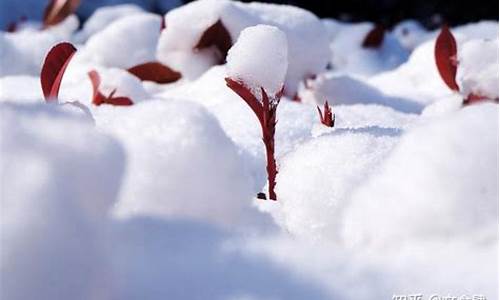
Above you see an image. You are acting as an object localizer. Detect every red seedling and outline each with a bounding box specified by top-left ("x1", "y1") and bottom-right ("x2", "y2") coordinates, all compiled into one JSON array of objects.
[
  {"x1": 194, "y1": 19, "x2": 232, "y2": 64},
  {"x1": 225, "y1": 78, "x2": 283, "y2": 201},
  {"x1": 40, "y1": 42, "x2": 77, "y2": 103},
  {"x1": 127, "y1": 62, "x2": 181, "y2": 84},
  {"x1": 435, "y1": 25, "x2": 459, "y2": 91},
  {"x1": 317, "y1": 101, "x2": 335, "y2": 127},
  {"x1": 362, "y1": 24, "x2": 385, "y2": 48},
  {"x1": 160, "y1": 17, "x2": 166, "y2": 32},
  {"x1": 43, "y1": 0, "x2": 80, "y2": 29},
  {"x1": 88, "y1": 70, "x2": 133, "y2": 106},
  {"x1": 6, "y1": 22, "x2": 17, "y2": 33},
  {"x1": 434, "y1": 26, "x2": 498, "y2": 105}
]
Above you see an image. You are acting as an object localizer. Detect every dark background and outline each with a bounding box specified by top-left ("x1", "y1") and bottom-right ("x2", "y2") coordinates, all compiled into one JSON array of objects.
[
  {"x1": 222, "y1": 0, "x2": 499, "y2": 28},
  {"x1": 1, "y1": 0, "x2": 499, "y2": 30}
]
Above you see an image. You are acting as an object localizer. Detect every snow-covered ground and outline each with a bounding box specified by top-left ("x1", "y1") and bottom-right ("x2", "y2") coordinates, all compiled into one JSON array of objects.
[{"x1": 0, "y1": 1, "x2": 498, "y2": 299}]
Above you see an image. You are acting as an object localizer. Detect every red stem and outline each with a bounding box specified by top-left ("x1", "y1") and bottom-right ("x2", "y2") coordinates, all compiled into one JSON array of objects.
[
  {"x1": 225, "y1": 78, "x2": 281, "y2": 200},
  {"x1": 261, "y1": 88, "x2": 278, "y2": 200}
]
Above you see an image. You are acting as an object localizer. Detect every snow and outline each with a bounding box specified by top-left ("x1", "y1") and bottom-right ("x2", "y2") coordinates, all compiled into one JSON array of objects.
[
  {"x1": 157, "y1": 0, "x2": 330, "y2": 94},
  {"x1": 81, "y1": 13, "x2": 162, "y2": 69},
  {"x1": 227, "y1": 25, "x2": 288, "y2": 97},
  {"x1": 300, "y1": 72, "x2": 423, "y2": 113},
  {"x1": 0, "y1": 75, "x2": 41, "y2": 103},
  {"x1": 457, "y1": 38, "x2": 499, "y2": 99},
  {"x1": 369, "y1": 22, "x2": 500, "y2": 104},
  {"x1": 0, "y1": 102, "x2": 124, "y2": 300},
  {"x1": 327, "y1": 22, "x2": 409, "y2": 76},
  {"x1": 0, "y1": 1, "x2": 498, "y2": 299},
  {"x1": 94, "y1": 99, "x2": 266, "y2": 228},
  {"x1": 74, "y1": 4, "x2": 146, "y2": 43},
  {"x1": 342, "y1": 103, "x2": 498, "y2": 247},
  {"x1": 0, "y1": 16, "x2": 79, "y2": 76},
  {"x1": 391, "y1": 20, "x2": 428, "y2": 51}
]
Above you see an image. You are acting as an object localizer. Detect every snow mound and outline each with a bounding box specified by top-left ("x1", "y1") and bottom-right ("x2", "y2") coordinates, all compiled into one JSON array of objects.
[
  {"x1": 328, "y1": 22, "x2": 409, "y2": 76},
  {"x1": 457, "y1": 38, "x2": 499, "y2": 99},
  {"x1": 75, "y1": 4, "x2": 146, "y2": 43},
  {"x1": 96, "y1": 99, "x2": 263, "y2": 228},
  {"x1": 267, "y1": 106, "x2": 407, "y2": 240},
  {"x1": 0, "y1": 75, "x2": 42, "y2": 103},
  {"x1": 343, "y1": 103, "x2": 499, "y2": 247},
  {"x1": 301, "y1": 72, "x2": 423, "y2": 113},
  {"x1": 369, "y1": 23, "x2": 500, "y2": 105},
  {"x1": 0, "y1": 16, "x2": 79, "y2": 76},
  {"x1": 82, "y1": 13, "x2": 162, "y2": 69},
  {"x1": 391, "y1": 20, "x2": 428, "y2": 51},
  {"x1": 227, "y1": 25, "x2": 288, "y2": 97},
  {"x1": 157, "y1": 0, "x2": 329, "y2": 94},
  {"x1": 0, "y1": 102, "x2": 124, "y2": 300}
]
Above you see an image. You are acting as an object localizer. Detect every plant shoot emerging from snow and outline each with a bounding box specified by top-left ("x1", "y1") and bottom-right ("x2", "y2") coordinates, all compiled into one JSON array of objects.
[
  {"x1": 434, "y1": 25, "x2": 499, "y2": 105},
  {"x1": 317, "y1": 101, "x2": 335, "y2": 127},
  {"x1": 225, "y1": 25, "x2": 288, "y2": 200}
]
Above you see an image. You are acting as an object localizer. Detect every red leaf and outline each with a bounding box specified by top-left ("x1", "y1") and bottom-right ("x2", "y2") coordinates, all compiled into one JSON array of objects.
[
  {"x1": 317, "y1": 101, "x2": 335, "y2": 127},
  {"x1": 225, "y1": 78, "x2": 262, "y2": 121},
  {"x1": 463, "y1": 93, "x2": 498, "y2": 105},
  {"x1": 127, "y1": 62, "x2": 181, "y2": 84},
  {"x1": 88, "y1": 70, "x2": 106, "y2": 105},
  {"x1": 292, "y1": 93, "x2": 302, "y2": 102},
  {"x1": 6, "y1": 21, "x2": 17, "y2": 32},
  {"x1": 43, "y1": 0, "x2": 80, "y2": 29},
  {"x1": 160, "y1": 17, "x2": 166, "y2": 32},
  {"x1": 40, "y1": 42, "x2": 77, "y2": 102},
  {"x1": 362, "y1": 24, "x2": 385, "y2": 48},
  {"x1": 194, "y1": 19, "x2": 232, "y2": 64},
  {"x1": 105, "y1": 96, "x2": 134, "y2": 106},
  {"x1": 435, "y1": 25, "x2": 460, "y2": 91},
  {"x1": 88, "y1": 70, "x2": 134, "y2": 106}
]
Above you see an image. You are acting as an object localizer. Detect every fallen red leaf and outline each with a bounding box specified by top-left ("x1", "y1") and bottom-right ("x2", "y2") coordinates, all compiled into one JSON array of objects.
[
  {"x1": 88, "y1": 70, "x2": 133, "y2": 106},
  {"x1": 435, "y1": 25, "x2": 460, "y2": 91},
  {"x1": 362, "y1": 24, "x2": 385, "y2": 48},
  {"x1": 43, "y1": 0, "x2": 80, "y2": 29},
  {"x1": 194, "y1": 19, "x2": 232, "y2": 63},
  {"x1": 40, "y1": 42, "x2": 77, "y2": 102},
  {"x1": 127, "y1": 62, "x2": 181, "y2": 84}
]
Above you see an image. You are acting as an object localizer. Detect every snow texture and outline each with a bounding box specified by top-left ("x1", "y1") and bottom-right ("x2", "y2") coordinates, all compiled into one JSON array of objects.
[
  {"x1": 0, "y1": 102, "x2": 124, "y2": 300},
  {"x1": 457, "y1": 38, "x2": 499, "y2": 99},
  {"x1": 82, "y1": 13, "x2": 162, "y2": 69},
  {"x1": 227, "y1": 25, "x2": 288, "y2": 97},
  {"x1": 0, "y1": 2, "x2": 498, "y2": 299}
]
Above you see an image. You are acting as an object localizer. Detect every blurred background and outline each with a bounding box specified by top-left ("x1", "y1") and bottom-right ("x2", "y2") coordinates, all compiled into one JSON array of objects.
[{"x1": 1, "y1": 0, "x2": 499, "y2": 29}]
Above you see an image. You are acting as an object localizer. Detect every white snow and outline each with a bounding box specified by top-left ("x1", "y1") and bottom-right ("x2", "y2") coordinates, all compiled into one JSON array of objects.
[
  {"x1": 94, "y1": 99, "x2": 266, "y2": 228},
  {"x1": 82, "y1": 13, "x2": 162, "y2": 69},
  {"x1": 327, "y1": 22, "x2": 409, "y2": 76},
  {"x1": 227, "y1": 25, "x2": 288, "y2": 97},
  {"x1": 457, "y1": 38, "x2": 499, "y2": 99},
  {"x1": 0, "y1": 16, "x2": 79, "y2": 76},
  {"x1": 0, "y1": 102, "x2": 124, "y2": 300},
  {"x1": 75, "y1": 4, "x2": 146, "y2": 43},
  {"x1": 342, "y1": 103, "x2": 498, "y2": 247},
  {"x1": 0, "y1": 2, "x2": 498, "y2": 299}
]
